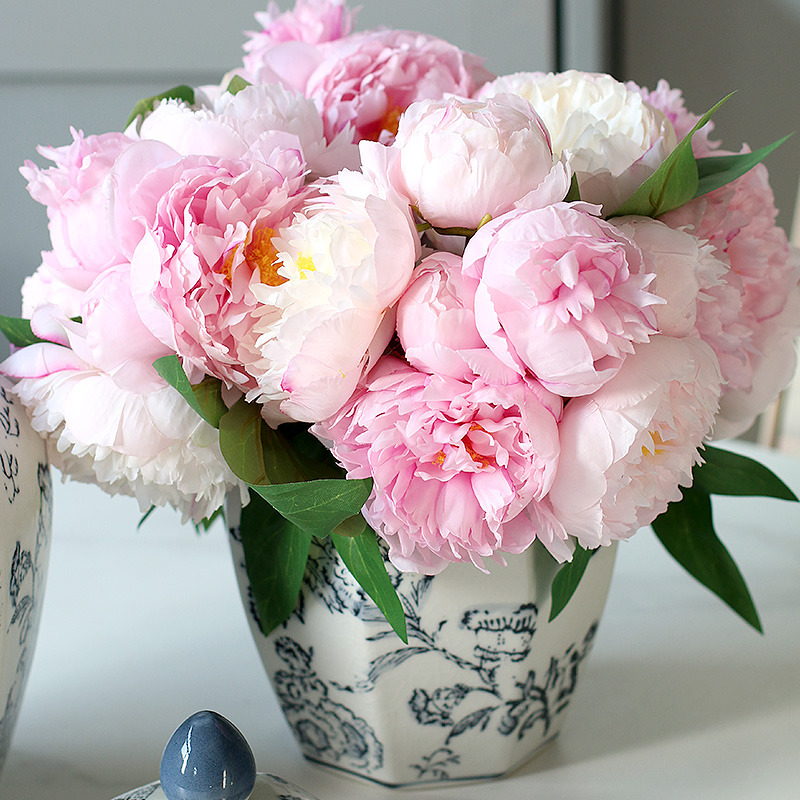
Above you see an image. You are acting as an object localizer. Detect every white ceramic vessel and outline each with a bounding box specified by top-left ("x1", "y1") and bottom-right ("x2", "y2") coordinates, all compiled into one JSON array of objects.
[
  {"x1": 0, "y1": 374, "x2": 52, "y2": 772},
  {"x1": 228, "y1": 499, "x2": 617, "y2": 789}
]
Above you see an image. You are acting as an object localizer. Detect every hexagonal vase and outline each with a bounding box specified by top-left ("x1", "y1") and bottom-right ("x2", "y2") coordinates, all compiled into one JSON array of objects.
[
  {"x1": 228, "y1": 504, "x2": 616, "y2": 789},
  {"x1": 0, "y1": 376, "x2": 52, "y2": 774}
]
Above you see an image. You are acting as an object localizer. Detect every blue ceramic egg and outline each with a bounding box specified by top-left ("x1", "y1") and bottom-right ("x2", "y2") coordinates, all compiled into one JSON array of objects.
[{"x1": 159, "y1": 711, "x2": 256, "y2": 800}]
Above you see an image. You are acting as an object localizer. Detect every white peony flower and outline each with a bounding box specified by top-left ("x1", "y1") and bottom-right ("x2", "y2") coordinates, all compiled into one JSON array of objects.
[
  {"x1": 10, "y1": 369, "x2": 245, "y2": 524},
  {"x1": 2, "y1": 297, "x2": 247, "y2": 524},
  {"x1": 247, "y1": 165, "x2": 419, "y2": 423},
  {"x1": 479, "y1": 70, "x2": 677, "y2": 211}
]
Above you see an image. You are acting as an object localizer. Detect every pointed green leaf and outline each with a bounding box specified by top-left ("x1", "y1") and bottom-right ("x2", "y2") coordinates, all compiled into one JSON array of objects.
[
  {"x1": 253, "y1": 478, "x2": 373, "y2": 537},
  {"x1": 332, "y1": 529, "x2": 408, "y2": 642},
  {"x1": 0, "y1": 315, "x2": 48, "y2": 347},
  {"x1": 195, "y1": 505, "x2": 224, "y2": 533},
  {"x1": 191, "y1": 377, "x2": 227, "y2": 429},
  {"x1": 153, "y1": 355, "x2": 205, "y2": 420},
  {"x1": 564, "y1": 172, "x2": 582, "y2": 203},
  {"x1": 549, "y1": 544, "x2": 593, "y2": 621},
  {"x1": 610, "y1": 93, "x2": 735, "y2": 219},
  {"x1": 218, "y1": 397, "x2": 268, "y2": 485},
  {"x1": 651, "y1": 485, "x2": 762, "y2": 631},
  {"x1": 239, "y1": 489, "x2": 312, "y2": 637},
  {"x1": 137, "y1": 506, "x2": 156, "y2": 530},
  {"x1": 331, "y1": 513, "x2": 368, "y2": 538},
  {"x1": 695, "y1": 134, "x2": 793, "y2": 198},
  {"x1": 125, "y1": 85, "x2": 195, "y2": 129},
  {"x1": 153, "y1": 356, "x2": 228, "y2": 429},
  {"x1": 226, "y1": 75, "x2": 252, "y2": 95},
  {"x1": 694, "y1": 445, "x2": 798, "y2": 501}
]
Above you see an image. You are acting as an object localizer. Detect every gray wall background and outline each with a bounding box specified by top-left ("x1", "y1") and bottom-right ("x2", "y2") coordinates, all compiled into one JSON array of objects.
[
  {"x1": 621, "y1": 0, "x2": 800, "y2": 235},
  {"x1": 1, "y1": 0, "x2": 798, "y2": 330}
]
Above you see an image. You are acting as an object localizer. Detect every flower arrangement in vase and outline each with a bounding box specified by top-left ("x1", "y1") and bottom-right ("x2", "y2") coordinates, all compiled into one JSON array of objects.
[{"x1": 1, "y1": 0, "x2": 799, "y2": 786}]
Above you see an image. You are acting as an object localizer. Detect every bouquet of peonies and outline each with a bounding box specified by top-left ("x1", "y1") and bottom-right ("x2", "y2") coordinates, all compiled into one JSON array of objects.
[{"x1": 2, "y1": 0, "x2": 798, "y2": 640}]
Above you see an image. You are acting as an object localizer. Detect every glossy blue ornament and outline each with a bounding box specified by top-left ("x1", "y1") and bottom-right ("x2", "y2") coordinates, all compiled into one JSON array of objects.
[{"x1": 159, "y1": 710, "x2": 256, "y2": 800}]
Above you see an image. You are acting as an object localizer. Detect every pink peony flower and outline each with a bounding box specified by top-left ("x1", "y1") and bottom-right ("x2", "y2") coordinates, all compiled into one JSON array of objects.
[
  {"x1": 313, "y1": 357, "x2": 564, "y2": 573},
  {"x1": 628, "y1": 78, "x2": 719, "y2": 157},
  {"x1": 478, "y1": 71, "x2": 677, "y2": 211},
  {"x1": 305, "y1": 29, "x2": 493, "y2": 143},
  {"x1": 548, "y1": 335, "x2": 722, "y2": 548},
  {"x1": 19, "y1": 133, "x2": 184, "y2": 319},
  {"x1": 19, "y1": 130, "x2": 135, "y2": 316},
  {"x1": 662, "y1": 163, "x2": 800, "y2": 436},
  {"x1": 462, "y1": 202, "x2": 660, "y2": 396},
  {"x1": 613, "y1": 216, "x2": 741, "y2": 346},
  {"x1": 1, "y1": 295, "x2": 246, "y2": 523},
  {"x1": 243, "y1": 0, "x2": 356, "y2": 76},
  {"x1": 134, "y1": 84, "x2": 358, "y2": 178},
  {"x1": 396, "y1": 250, "x2": 520, "y2": 385},
  {"x1": 387, "y1": 94, "x2": 567, "y2": 229},
  {"x1": 714, "y1": 289, "x2": 800, "y2": 440},
  {"x1": 127, "y1": 148, "x2": 311, "y2": 399}
]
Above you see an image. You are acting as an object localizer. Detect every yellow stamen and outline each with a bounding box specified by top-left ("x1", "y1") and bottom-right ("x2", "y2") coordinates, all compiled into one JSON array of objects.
[
  {"x1": 642, "y1": 430, "x2": 667, "y2": 457},
  {"x1": 465, "y1": 423, "x2": 495, "y2": 469},
  {"x1": 365, "y1": 106, "x2": 405, "y2": 141},
  {"x1": 434, "y1": 451, "x2": 446, "y2": 467},
  {"x1": 295, "y1": 252, "x2": 317, "y2": 280},
  {"x1": 381, "y1": 106, "x2": 403, "y2": 138},
  {"x1": 220, "y1": 246, "x2": 240, "y2": 281},
  {"x1": 245, "y1": 226, "x2": 286, "y2": 286}
]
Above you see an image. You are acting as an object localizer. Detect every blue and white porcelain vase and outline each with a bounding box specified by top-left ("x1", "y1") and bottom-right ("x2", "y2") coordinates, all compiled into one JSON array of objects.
[
  {"x1": 0, "y1": 375, "x2": 52, "y2": 773},
  {"x1": 227, "y1": 500, "x2": 616, "y2": 789}
]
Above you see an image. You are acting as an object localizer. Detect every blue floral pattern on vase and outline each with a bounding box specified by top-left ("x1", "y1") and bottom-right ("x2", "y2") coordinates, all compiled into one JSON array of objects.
[
  {"x1": 229, "y1": 523, "x2": 617, "y2": 787},
  {"x1": 0, "y1": 381, "x2": 52, "y2": 772}
]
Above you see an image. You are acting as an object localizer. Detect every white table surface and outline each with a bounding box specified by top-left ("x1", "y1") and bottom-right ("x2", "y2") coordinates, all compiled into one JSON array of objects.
[{"x1": 1, "y1": 440, "x2": 799, "y2": 800}]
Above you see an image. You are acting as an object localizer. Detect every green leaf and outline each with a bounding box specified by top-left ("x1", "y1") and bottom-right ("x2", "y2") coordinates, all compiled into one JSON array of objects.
[
  {"x1": 239, "y1": 489, "x2": 312, "y2": 637},
  {"x1": 137, "y1": 506, "x2": 156, "y2": 530},
  {"x1": 651, "y1": 484, "x2": 762, "y2": 632},
  {"x1": 195, "y1": 505, "x2": 224, "y2": 533},
  {"x1": 549, "y1": 544, "x2": 593, "y2": 621},
  {"x1": 260, "y1": 424, "x2": 308, "y2": 485},
  {"x1": 0, "y1": 315, "x2": 47, "y2": 347},
  {"x1": 564, "y1": 172, "x2": 581, "y2": 203},
  {"x1": 125, "y1": 85, "x2": 195, "y2": 129},
  {"x1": 610, "y1": 93, "x2": 735, "y2": 219},
  {"x1": 331, "y1": 513, "x2": 368, "y2": 538},
  {"x1": 332, "y1": 529, "x2": 408, "y2": 642},
  {"x1": 152, "y1": 355, "x2": 206, "y2": 420},
  {"x1": 226, "y1": 75, "x2": 252, "y2": 95},
  {"x1": 191, "y1": 377, "x2": 227, "y2": 429},
  {"x1": 253, "y1": 478, "x2": 373, "y2": 537},
  {"x1": 218, "y1": 397, "x2": 268, "y2": 485},
  {"x1": 694, "y1": 445, "x2": 798, "y2": 501},
  {"x1": 153, "y1": 356, "x2": 228, "y2": 429},
  {"x1": 695, "y1": 134, "x2": 793, "y2": 198},
  {"x1": 280, "y1": 423, "x2": 345, "y2": 475}
]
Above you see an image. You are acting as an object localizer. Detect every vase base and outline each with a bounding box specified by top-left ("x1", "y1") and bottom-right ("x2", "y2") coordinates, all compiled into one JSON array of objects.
[{"x1": 302, "y1": 732, "x2": 560, "y2": 790}]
